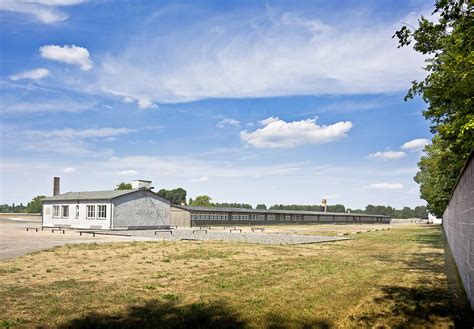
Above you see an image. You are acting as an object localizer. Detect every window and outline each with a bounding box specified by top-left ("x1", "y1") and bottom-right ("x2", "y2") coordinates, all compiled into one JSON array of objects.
[
  {"x1": 97, "y1": 205, "x2": 107, "y2": 219},
  {"x1": 53, "y1": 205, "x2": 60, "y2": 218},
  {"x1": 87, "y1": 205, "x2": 95, "y2": 219},
  {"x1": 75, "y1": 205, "x2": 80, "y2": 219},
  {"x1": 61, "y1": 205, "x2": 69, "y2": 218}
]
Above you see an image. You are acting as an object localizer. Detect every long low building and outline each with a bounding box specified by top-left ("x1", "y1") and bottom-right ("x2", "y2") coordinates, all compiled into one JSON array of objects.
[
  {"x1": 171, "y1": 205, "x2": 391, "y2": 227},
  {"x1": 42, "y1": 180, "x2": 170, "y2": 230}
]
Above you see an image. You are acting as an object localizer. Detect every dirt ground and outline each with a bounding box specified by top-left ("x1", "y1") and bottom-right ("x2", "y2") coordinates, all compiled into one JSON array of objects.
[{"x1": 0, "y1": 220, "x2": 151, "y2": 261}]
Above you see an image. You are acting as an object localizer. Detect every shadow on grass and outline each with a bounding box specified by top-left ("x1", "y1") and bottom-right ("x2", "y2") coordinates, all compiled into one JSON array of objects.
[
  {"x1": 351, "y1": 285, "x2": 453, "y2": 328},
  {"x1": 406, "y1": 225, "x2": 445, "y2": 249},
  {"x1": 58, "y1": 298, "x2": 334, "y2": 329},
  {"x1": 59, "y1": 299, "x2": 245, "y2": 329},
  {"x1": 365, "y1": 226, "x2": 474, "y2": 327}
]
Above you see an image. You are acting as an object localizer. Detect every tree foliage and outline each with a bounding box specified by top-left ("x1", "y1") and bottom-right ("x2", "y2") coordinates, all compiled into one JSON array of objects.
[
  {"x1": 213, "y1": 202, "x2": 253, "y2": 209},
  {"x1": 256, "y1": 204, "x2": 267, "y2": 209},
  {"x1": 394, "y1": 0, "x2": 473, "y2": 217},
  {"x1": 157, "y1": 188, "x2": 187, "y2": 205},
  {"x1": 115, "y1": 182, "x2": 133, "y2": 190},
  {"x1": 26, "y1": 195, "x2": 46, "y2": 213},
  {"x1": 190, "y1": 195, "x2": 212, "y2": 207},
  {"x1": 0, "y1": 203, "x2": 26, "y2": 213}
]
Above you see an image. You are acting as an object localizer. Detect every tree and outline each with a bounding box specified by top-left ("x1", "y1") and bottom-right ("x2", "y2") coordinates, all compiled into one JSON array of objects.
[
  {"x1": 116, "y1": 182, "x2": 133, "y2": 190},
  {"x1": 394, "y1": 0, "x2": 473, "y2": 217},
  {"x1": 414, "y1": 205, "x2": 429, "y2": 219},
  {"x1": 326, "y1": 204, "x2": 346, "y2": 213},
  {"x1": 256, "y1": 204, "x2": 267, "y2": 209},
  {"x1": 157, "y1": 188, "x2": 187, "y2": 205},
  {"x1": 26, "y1": 195, "x2": 46, "y2": 213},
  {"x1": 192, "y1": 195, "x2": 212, "y2": 207}
]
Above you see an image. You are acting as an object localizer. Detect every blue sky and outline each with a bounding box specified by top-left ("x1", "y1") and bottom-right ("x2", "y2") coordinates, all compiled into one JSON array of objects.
[{"x1": 0, "y1": 0, "x2": 435, "y2": 208}]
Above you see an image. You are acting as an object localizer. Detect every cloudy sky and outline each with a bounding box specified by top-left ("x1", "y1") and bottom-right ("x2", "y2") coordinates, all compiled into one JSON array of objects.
[{"x1": 0, "y1": 0, "x2": 434, "y2": 208}]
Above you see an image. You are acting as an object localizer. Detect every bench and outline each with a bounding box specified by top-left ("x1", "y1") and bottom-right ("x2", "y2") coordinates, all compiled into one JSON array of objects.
[
  {"x1": 26, "y1": 227, "x2": 39, "y2": 232},
  {"x1": 230, "y1": 228, "x2": 242, "y2": 233},
  {"x1": 223, "y1": 226, "x2": 236, "y2": 230},
  {"x1": 193, "y1": 229, "x2": 207, "y2": 234},
  {"x1": 155, "y1": 230, "x2": 173, "y2": 235},
  {"x1": 51, "y1": 228, "x2": 65, "y2": 234},
  {"x1": 79, "y1": 231, "x2": 96, "y2": 237},
  {"x1": 251, "y1": 227, "x2": 265, "y2": 232}
]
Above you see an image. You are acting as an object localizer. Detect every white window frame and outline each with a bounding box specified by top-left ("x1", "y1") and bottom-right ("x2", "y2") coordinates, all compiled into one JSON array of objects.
[
  {"x1": 75, "y1": 205, "x2": 80, "y2": 219},
  {"x1": 61, "y1": 205, "x2": 69, "y2": 218},
  {"x1": 86, "y1": 205, "x2": 96, "y2": 219},
  {"x1": 97, "y1": 205, "x2": 107, "y2": 219},
  {"x1": 53, "y1": 205, "x2": 60, "y2": 218}
]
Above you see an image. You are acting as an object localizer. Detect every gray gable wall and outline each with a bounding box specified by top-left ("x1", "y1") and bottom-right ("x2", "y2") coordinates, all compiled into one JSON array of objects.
[{"x1": 112, "y1": 189, "x2": 170, "y2": 229}]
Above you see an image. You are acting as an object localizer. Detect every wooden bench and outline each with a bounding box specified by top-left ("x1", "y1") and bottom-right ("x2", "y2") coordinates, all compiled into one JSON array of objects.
[
  {"x1": 26, "y1": 227, "x2": 39, "y2": 232},
  {"x1": 223, "y1": 226, "x2": 236, "y2": 230},
  {"x1": 51, "y1": 228, "x2": 66, "y2": 234},
  {"x1": 155, "y1": 230, "x2": 173, "y2": 235},
  {"x1": 230, "y1": 228, "x2": 242, "y2": 233},
  {"x1": 193, "y1": 229, "x2": 207, "y2": 234},
  {"x1": 251, "y1": 227, "x2": 265, "y2": 232},
  {"x1": 79, "y1": 231, "x2": 96, "y2": 237}
]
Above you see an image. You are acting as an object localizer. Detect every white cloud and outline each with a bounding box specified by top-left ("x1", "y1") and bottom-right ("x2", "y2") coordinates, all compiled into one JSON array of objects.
[
  {"x1": 368, "y1": 151, "x2": 406, "y2": 160},
  {"x1": 91, "y1": 9, "x2": 426, "y2": 103},
  {"x1": 40, "y1": 45, "x2": 93, "y2": 71},
  {"x1": 118, "y1": 170, "x2": 138, "y2": 176},
  {"x1": 401, "y1": 138, "x2": 430, "y2": 151},
  {"x1": 366, "y1": 183, "x2": 404, "y2": 190},
  {"x1": 1, "y1": 98, "x2": 97, "y2": 114},
  {"x1": 63, "y1": 167, "x2": 77, "y2": 173},
  {"x1": 10, "y1": 68, "x2": 50, "y2": 81},
  {"x1": 240, "y1": 117, "x2": 352, "y2": 148},
  {"x1": 259, "y1": 117, "x2": 280, "y2": 125},
  {"x1": 216, "y1": 118, "x2": 240, "y2": 128},
  {"x1": 123, "y1": 96, "x2": 134, "y2": 103},
  {"x1": 191, "y1": 176, "x2": 209, "y2": 182},
  {"x1": 24, "y1": 127, "x2": 136, "y2": 139},
  {"x1": 0, "y1": 0, "x2": 84, "y2": 24},
  {"x1": 137, "y1": 98, "x2": 157, "y2": 109}
]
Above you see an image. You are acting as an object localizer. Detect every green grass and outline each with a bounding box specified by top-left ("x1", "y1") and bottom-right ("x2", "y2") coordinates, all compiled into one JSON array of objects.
[{"x1": 0, "y1": 225, "x2": 472, "y2": 328}]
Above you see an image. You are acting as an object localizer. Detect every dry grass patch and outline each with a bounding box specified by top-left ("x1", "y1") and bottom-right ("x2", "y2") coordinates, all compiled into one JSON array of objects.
[{"x1": 0, "y1": 226, "x2": 472, "y2": 328}]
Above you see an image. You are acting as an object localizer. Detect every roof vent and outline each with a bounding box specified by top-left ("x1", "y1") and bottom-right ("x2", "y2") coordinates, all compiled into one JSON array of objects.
[{"x1": 132, "y1": 180, "x2": 152, "y2": 189}]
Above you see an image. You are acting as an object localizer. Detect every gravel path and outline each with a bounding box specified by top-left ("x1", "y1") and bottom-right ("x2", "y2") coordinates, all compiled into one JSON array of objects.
[
  {"x1": 109, "y1": 228, "x2": 349, "y2": 245},
  {"x1": 1, "y1": 221, "x2": 349, "y2": 261}
]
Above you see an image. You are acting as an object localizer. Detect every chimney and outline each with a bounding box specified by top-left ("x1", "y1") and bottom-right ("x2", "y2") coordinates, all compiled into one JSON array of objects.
[
  {"x1": 131, "y1": 179, "x2": 152, "y2": 189},
  {"x1": 53, "y1": 177, "x2": 60, "y2": 196}
]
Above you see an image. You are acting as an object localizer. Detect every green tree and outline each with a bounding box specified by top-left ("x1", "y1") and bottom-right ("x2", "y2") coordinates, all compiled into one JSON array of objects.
[
  {"x1": 26, "y1": 195, "x2": 46, "y2": 213},
  {"x1": 116, "y1": 182, "x2": 133, "y2": 190},
  {"x1": 192, "y1": 195, "x2": 212, "y2": 207},
  {"x1": 394, "y1": 0, "x2": 473, "y2": 217},
  {"x1": 414, "y1": 205, "x2": 429, "y2": 219},
  {"x1": 256, "y1": 204, "x2": 267, "y2": 209},
  {"x1": 157, "y1": 188, "x2": 187, "y2": 205}
]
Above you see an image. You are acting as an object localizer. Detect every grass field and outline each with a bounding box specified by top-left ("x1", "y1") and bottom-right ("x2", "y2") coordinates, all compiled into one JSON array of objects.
[{"x1": 0, "y1": 225, "x2": 472, "y2": 328}]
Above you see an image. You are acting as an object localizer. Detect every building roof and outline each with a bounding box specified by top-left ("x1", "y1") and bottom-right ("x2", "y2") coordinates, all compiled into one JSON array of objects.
[
  {"x1": 42, "y1": 189, "x2": 141, "y2": 202},
  {"x1": 172, "y1": 205, "x2": 390, "y2": 218}
]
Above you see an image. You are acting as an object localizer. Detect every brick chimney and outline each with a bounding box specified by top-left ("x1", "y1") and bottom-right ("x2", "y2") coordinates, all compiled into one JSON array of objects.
[{"x1": 53, "y1": 177, "x2": 60, "y2": 196}]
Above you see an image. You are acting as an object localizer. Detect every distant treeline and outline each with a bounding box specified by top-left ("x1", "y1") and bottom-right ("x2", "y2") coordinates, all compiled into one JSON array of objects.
[
  {"x1": 0, "y1": 203, "x2": 27, "y2": 213},
  {"x1": 0, "y1": 196, "x2": 45, "y2": 214},
  {"x1": 268, "y1": 204, "x2": 428, "y2": 219}
]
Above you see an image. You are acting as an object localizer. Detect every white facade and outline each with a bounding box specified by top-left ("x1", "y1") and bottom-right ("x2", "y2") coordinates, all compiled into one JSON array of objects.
[
  {"x1": 42, "y1": 189, "x2": 171, "y2": 230},
  {"x1": 43, "y1": 200, "x2": 113, "y2": 229}
]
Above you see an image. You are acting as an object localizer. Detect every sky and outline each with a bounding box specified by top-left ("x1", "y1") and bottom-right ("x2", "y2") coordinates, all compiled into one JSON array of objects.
[{"x1": 0, "y1": 0, "x2": 436, "y2": 209}]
